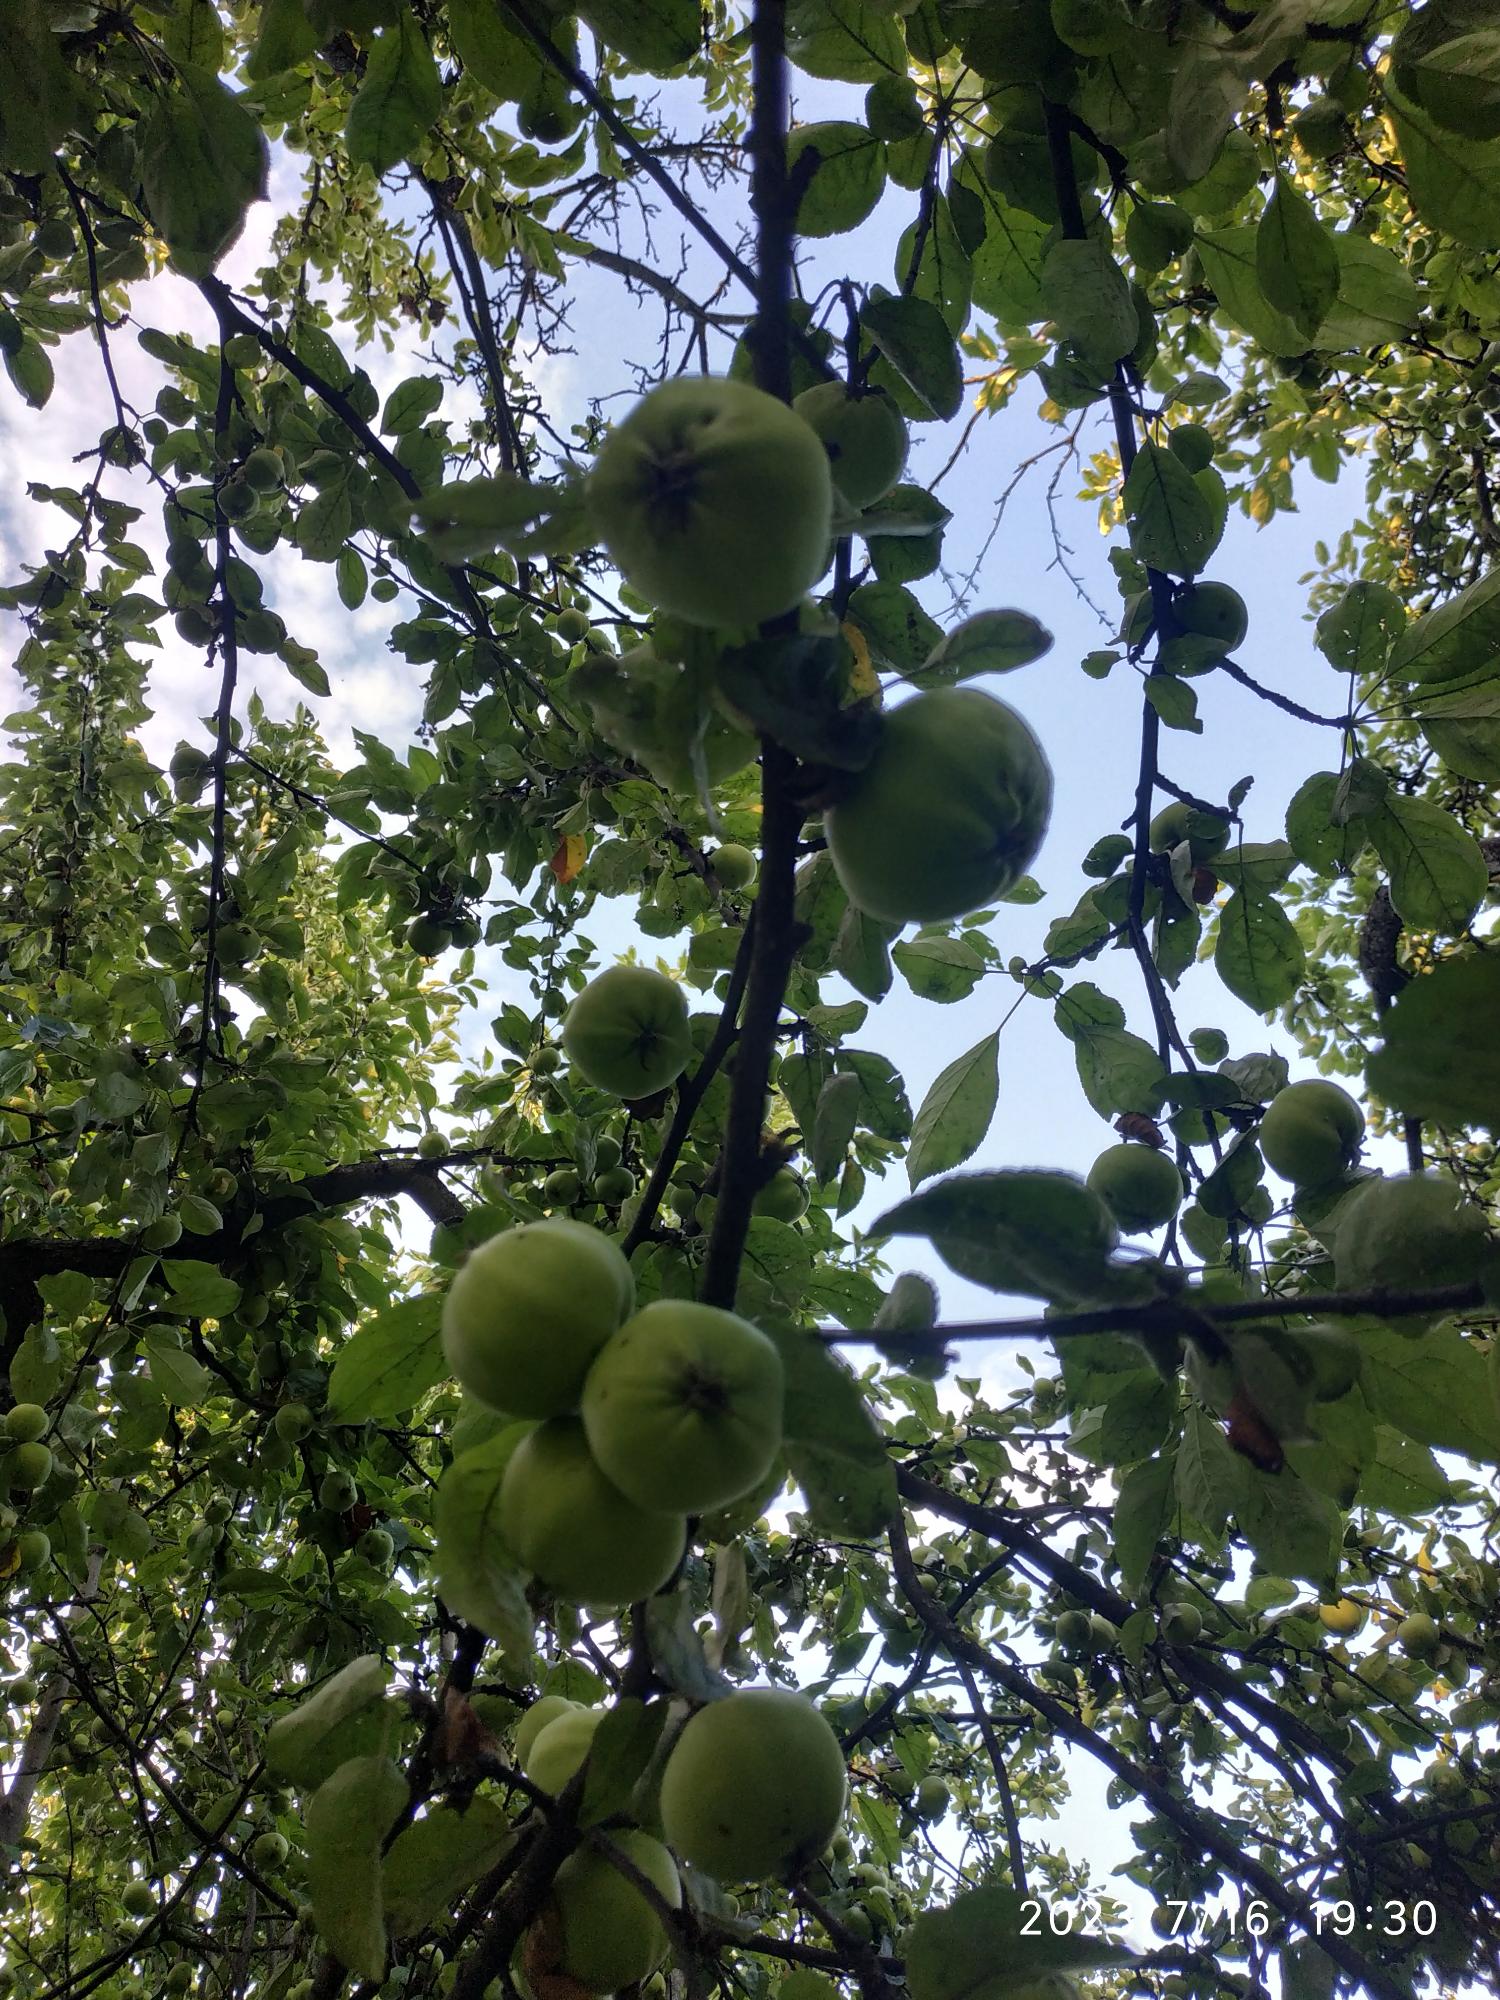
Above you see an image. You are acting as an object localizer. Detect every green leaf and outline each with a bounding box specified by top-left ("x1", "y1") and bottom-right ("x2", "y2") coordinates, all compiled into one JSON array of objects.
[
  {"x1": 1070, "y1": 1025, "x2": 1169, "y2": 1119},
  {"x1": 1143, "y1": 673, "x2": 1201, "y2": 733},
  {"x1": 410, "y1": 475, "x2": 559, "y2": 559},
  {"x1": 1408, "y1": 680, "x2": 1500, "y2": 780},
  {"x1": 866, "y1": 483, "x2": 950, "y2": 584},
  {"x1": 1256, "y1": 173, "x2": 1340, "y2": 337},
  {"x1": 786, "y1": 0, "x2": 907, "y2": 82},
  {"x1": 1361, "y1": 794, "x2": 1487, "y2": 933},
  {"x1": 1239, "y1": 1469, "x2": 1341, "y2": 1587},
  {"x1": 381, "y1": 375, "x2": 444, "y2": 434},
  {"x1": 337, "y1": 548, "x2": 369, "y2": 610},
  {"x1": 0, "y1": 0, "x2": 85, "y2": 174},
  {"x1": 328, "y1": 1293, "x2": 445, "y2": 1422},
  {"x1": 580, "y1": 1698, "x2": 668, "y2": 1825},
  {"x1": 874, "y1": 1169, "x2": 1120, "y2": 1303},
  {"x1": 1285, "y1": 771, "x2": 1367, "y2": 875},
  {"x1": 1121, "y1": 442, "x2": 1220, "y2": 577},
  {"x1": 382, "y1": 1799, "x2": 512, "y2": 1937},
  {"x1": 265, "y1": 1656, "x2": 392, "y2": 1789},
  {"x1": 1367, "y1": 954, "x2": 1500, "y2": 1133},
  {"x1": 1195, "y1": 226, "x2": 1307, "y2": 358},
  {"x1": 446, "y1": 0, "x2": 540, "y2": 102},
  {"x1": 346, "y1": 11, "x2": 443, "y2": 176},
  {"x1": 833, "y1": 905, "x2": 895, "y2": 1002},
  {"x1": 846, "y1": 581, "x2": 945, "y2": 673},
  {"x1": 1113, "y1": 1453, "x2": 1176, "y2": 1597},
  {"x1": 906, "y1": 1882, "x2": 1135, "y2": 2000},
  {"x1": 1315, "y1": 580, "x2": 1404, "y2": 675},
  {"x1": 161, "y1": 1260, "x2": 242, "y2": 1319},
  {"x1": 1388, "y1": 565, "x2": 1500, "y2": 690},
  {"x1": 1040, "y1": 236, "x2": 1138, "y2": 366},
  {"x1": 916, "y1": 609, "x2": 1052, "y2": 687},
  {"x1": 1359, "y1": 1324, "x2": 1500, "y2": 1465},
  {"x1": 892, "y1": 934, "x2": 986, "y2": 1004},
  {"x1": 1313, "y1": 234, "x2": 1422, "y2": 352},
  {"x1": 907, "y1": 1033, "x2": 999, "y2": 1188},
  {"x1": 138, "y1": 66, "x2": 269, "y2": 272},
  {"x1": 1176, "y1": 1403, "x2": 1246, "y2": 1537},
  {"x1": 4, "y1": 339, "x2": 53, "y2": 411},
  {"x1": 142, "y1": 1332, "x2": 214, "y2": 1408},
  {"x1": 306, "y1": 1754, "x2": 407, "y2": 1981},
  {"x1": 895, "y1": 191, "x2": 972, "y2": 335},
  {"x1": 788, "y1": 122, "x2": 887, "y2": 237},
  {"x1": 1214, "y1": 890, "x2": 1306, "y2": 1012},
  {"x1": 860, "y1": 295, "x2": 963, "y2": 422},
  {"x1": 575, "y1": 0, "x2": 700, "y2": 71},
  {"x1": 434, "y1": 1431, "x2": 535, "y2": 1661},
  {"x1": 766, "y1": 1322, "x2": 897, "y2": 1537},
  {"x1": 1387, "y1": 78, "x2": 1500, "y2": 250},
  {"x1": 247, "y1": 0, "x2": 320, "y2": 80},
  {"x1": 811, "y1": 1069, "x2": 862, "y2": 1186}
]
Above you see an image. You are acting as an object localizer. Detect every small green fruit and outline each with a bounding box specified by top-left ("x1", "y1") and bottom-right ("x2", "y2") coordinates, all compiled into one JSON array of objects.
[
  {"x1": 406, "y1": 916, "x2": 449, "y2": 957},
  {"x1": 9, "y1": 1676, "x2": 40, "y2": 1705},
  {"x1": 4, "y1": 1404, "x2": 48, "y2": 1445},
  {"x1": 165, "y1": 1965, "x2": 195, "y2": 1994},
  {"x1": 1173, "y1": 580, "x2": 1248, "y2": 651},
  {"x1": 710, "y1": 842, "x2": 757, "y2": 891},
  {"x1": 593, "y1": 1165, "x2": 638, "y2": 1204},
  {"x1": 121, "y1": 1880, "x2": 156, "y2": 1918},
  {"x1": 524, "y1": 1706, "x2": 603, "y2": 1792},
  {"x1": 356, "y1": 1527, "x2": 394, "y2": 1564},
  {"x1": 14, "y1": 1529, "x2": 50, "y2": 1572},
  {"x1": 593, "y1": 1136, "x2": 623, "y2": 1172},
  {"x1": 548, "y1": 1829, "x2": 681, "y2": 1990},
  {"x1": 555, "y1": 606, "x2": 590, "y2": 642},
  {"x1": 915, "y1": 1775, "x2": 950, "y2": 1819},
  {"x1": 792, "y1": 382, "x2": 909, "y2": 510},
  {"x1": 274, "y1": 1403, "x2": 313, "y2": 1445},
  {"x1": 499, "y1": 1417, "x2": 685, "y2": 1606},
  {"x1": 544, "y1": 1168, "x2": 583, "y2": 1206},
  {"x1": 563, "y1": 966, "x2": 692, "y2": 1100},
  {"x1": 417, "y1": 1132, "x2": 447, "y2": 1160},
  {"x1": 514, "y1": 1694, "x2": 583, "y2": 1766},
  {"x1": 4, "y1": 1442, "x2": 53, "y2": 1491},
  {"x1": 1397, "y1": 1612, "x2": 1441, "y2": 1660},
  {"x1": 1259, "y1": 1080, "x2": 1364, "y2": 1187},
  {"x1": 241, "y1": 448, "x2": 284, "y2": 493},
  {"x1": 319, "y1": 1470, "x2": 358, "y2": 1512},
  {"x1": 1168, "y1": 424, "x2": 1216, "y2": 473},
  {"x1": 1086, "y1": 1144, "x2": 1183, "y2": 1235},
  {"x1": 752, "y1": 1168, "x2": 808, "y2": 1223},
  {"x1": 1159, "y1": 1601, "x2": 1203, "y2": 1646},
  {"x1": 659, "y1": 1689, "x2": 846, "y2": 1882},
  {"x1": 250, "y1": 1829, "x2": 290, "y2": 1867},
  {"x1": 531, "y1": 1045, "x2": 562, "y2": 1074}
]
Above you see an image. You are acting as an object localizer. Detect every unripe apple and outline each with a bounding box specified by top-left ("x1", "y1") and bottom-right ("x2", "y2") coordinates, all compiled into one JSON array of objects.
[
  {"x1": 825, "y1": 689, "x2": 1052, "y2": 924},
  {"x1": 581, "y1": 1300, "x2": 784, "y2": 1514},
  {"x1": 142, "y1": 1214, "x2": 184, "y2": 1250},
  {"x1": 562, "y1": 966, "x2": 692, "y2": 1099},
  {"x1": 242, "y1": 447, "x2": 284, "y2": 493},
  {"x1": 122, "y1": 1880, "x2": 156, "y2": 1917},
  {"x1": 1054, "y1": 1609, "x2": 1093, "y2": 1653},
  {"x1": 14, "y1": 1529, "x2": 50, "y2": 1572},
  {"x1": 544, "y1": 1168, "x2": 582, "y2": 1206},
  {"x1": 1148, "y1": 800, "x2": 1229, "y2": 861},
  {"x1": 1159, "y1": 1601, "x2": 1203, "y2": 1646},
  {"x1": 356, "y1": 1527, "x2": 394, "y2": 1564},
  {"x1": 792, "y1": 382, "x2": 909, "y2": 509},
  {"x1": 1085, "y1": 1144, "x2": 1183, "y2": 1235},
  {"x1": 531, "y1": 1045, "x2": 562, "y2": 1075},
  {"x1": 274, "y1": 1403, "x2": 313, "y2": 1445},
  {"x1": 659, "y1": 1688, "x2": 846, "y2": 1882},
  {"x1": 319, "y1": 1470, "x2": 358, "y2": 1512},
  {"x1": 1168, "y1": 424, "x2": 1216, "y2": 473},
  {"x1": 554, "y1": 606, "x2": 590, "y2": 643},
  {"x1": 593, "y1": 1136, "x2": 623, "y2": 1172},
  {"x1": 417, "y1": 1132, "x2": 447, "y2": 1161},
  {"x1": 9, "y1": 1676, "x2": 39, "y2": 1705},
  {"x1": 250, "y1": 1829, "x2": 289, "y2": 1867},
  {"x1": 499, "y1": 1418, "x2": 685, "y2": 1606},
  {"x1": 1397, "y1": 1612, "x2": 1441, "y2": 1660},
  {"x1": 442, "y1": 1219, "x2": 634, "y2": 1417},
  {"x1": 4, "y1": 1404, "x2": 48, "y2": 1445},
  {"x1": 524, "y1": 1706, "x2": 603, "y2": 1792},
  {"x1": 752, "y1": 1168, "x2": 808, "y2": 1223},
  {"x1": 710, "y1": 842, "x2": 757, "y2": 891},
  {"x1": 513, "y1": 1694, "x2": 583, "y2": 1767},
  {"x1": 547, "y1": 1829, "x2": 681, "y2": 1990},
  {"x1": 915, "y1": 1774, "x2": 950, "y2": 1819},
  {"x1": 1173, "y1": 581, "x2": 1247, "y2": 650},
  {"x1": 1259, "y1": 1079, "x2": 1364, "y2": 1187},
  {"x1": 587, "y1": 376, "x2": 832, "y2": 629},
  {"x1": 165, "y1": 1965, "x2": 195, "y2": 1993},
  {"x1": 593, "y1": 1165, "x2": 638, "y2": 1205},
  {"x1": 1334, "y1": 1173, "x2": 1490, "y2": 1324},
  {"x1": 3, "y1": 1442, "x2": 52, "y2": 1491}
]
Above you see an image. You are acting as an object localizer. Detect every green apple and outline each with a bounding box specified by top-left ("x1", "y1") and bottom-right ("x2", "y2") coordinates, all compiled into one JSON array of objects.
[
  {"x1": 1259, "y1": 1079, "x2": 1363, "y2": 1187},
  {"x1": 825, "y1": 689, "x2": 1051, "y2": 924},
  {"x1": 1319, "y1": 1597, "x2": 1366, "y2": 1637},
  {"x1": 356, "y1": 1527, "x2": 393, "y2": 1564},
  {"x1": 3, "y1": 1442, "x2": 52, "y2": 1491},
  {"x1": 1159, "y1": 1602, "x2": 1203, "y2": 1645},
  {"x1": 513, "y1": 1694, "x2": 583, "y2": 1767},
  {"x1": 580, "y1": 1300, "x2": 784, "y2": 1513},
  {"x1": 543, "y1": 1168, "x2": 582, "y2": 1206},
  {"x1": 555, "y1": 606, "x2": 590, "y2": 642},
  {"x1": 1333, "y1": 1173, "x2": 1490, "y2": 1322},
  {"x1": 122, "y1": 1880, "x2": 156, "y2": 1918},
  {"x1": 915, "y1": 1774, "x2": 950, "y2": 1819},
  {"x1": 1148, "y1": 799, "x2": 1229, "y2": 860},
  {"x1": 250, "y1": 1830, "x2": 289, "y2": 1867},
  {"x1": 1085, "y1": 1144, "x2": 1183, "y2": 1234},
  {"x1": 524, "y1": 1706, "x2": 603, "y2": 1792},
  {"x1": 710, "y1": 843, "x2": 757, "y2": 891},
  {"x1": 406, "y1": 916, "x2": 449, "y2": 957},
  {"x1": 14, "y1": 1529, "x2": 50, "y2": 1572},
  {"x1": 532, "y1": 1045, "x2": 562, "y2": 1075},
  {"x1": 593, "y1": 1165, "x2": 638, "y2": 1205},
  {"x1": 586, "y1": 376, "x2": 832, "y2": 628},
  {"x1": 792, "y1": 382, "x2": 908, "y2": 509},
  {"x1": 441, "y1": 1218, "x2": 634, "y2": 1417},
  {"x1": 752, "y1": 1168, "x2": 808, "y2": 1222},
  {"x1": 165, "y1": 1965, "x2": 195, "y2": 1994},
  {"x1": 4, "y1": 1404, "x2": 48, "y2": 1444},
  {"x1": 499, "y1": 1418, "x2": 685, "y2": 1607},
  {"x1": 658, "y1": 1689, "x2": 846, "y2": 1882},
  {"x1": 319, "y1": 1470, "x2": 357, "y2": 1512},
  {"x1": 1173, "y1": 581, "x2": 1248, "y2": 650},
  {"x1": 563, "y1": 965, "x2": 692, "y2": 1099},
  {"x1": 274, "y1": 1403, "x2": 313, "y2": 1445},
  {"x1": 242, "y1": 448, "x2": 284, "y2": 493},
  {"x1": 1397, "y1": 1612, "x2": 1441, "y2": 1659},
  {"x1": 548, "y1": 1830, "x2": 681, "y2": 1990}
]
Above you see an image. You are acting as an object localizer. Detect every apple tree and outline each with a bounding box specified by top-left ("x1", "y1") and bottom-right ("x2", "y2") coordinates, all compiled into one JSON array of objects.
[{"x1": 2, "y1": 3, "x2": 1500, "y2": 2000}]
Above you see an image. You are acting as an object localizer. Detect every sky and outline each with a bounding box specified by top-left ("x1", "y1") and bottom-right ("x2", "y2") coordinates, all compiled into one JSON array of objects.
[{"x1": 0, "y1": 45, "x2": 1404, "y2": 1945}]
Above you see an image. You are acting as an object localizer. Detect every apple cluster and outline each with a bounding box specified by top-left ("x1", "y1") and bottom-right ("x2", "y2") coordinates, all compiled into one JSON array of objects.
[
  {"x1": 512, "y1": 1686, "x2": 847, "y2": 1993},
  {"x1": 440, "y1": 1219, "x2": 785, "y2": 1605}
]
